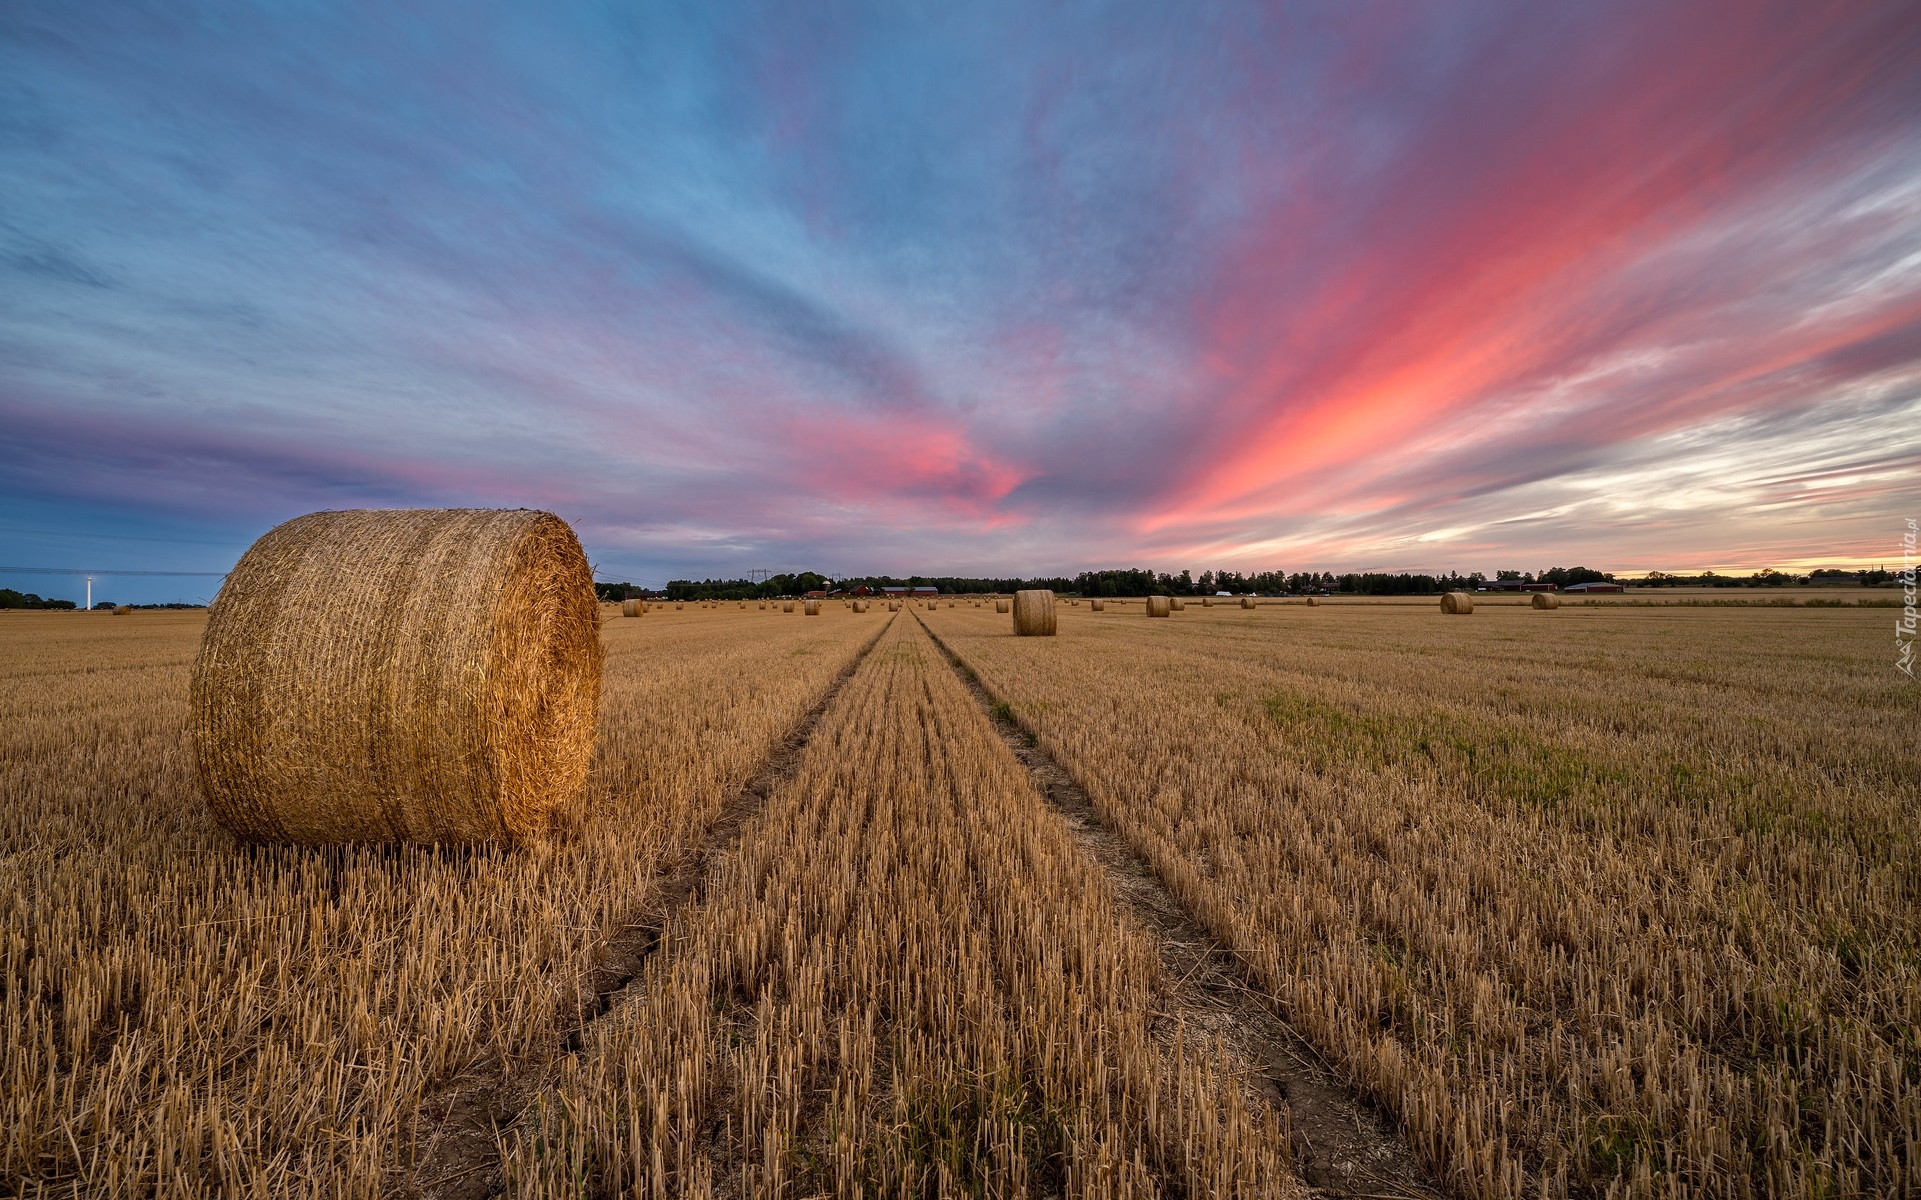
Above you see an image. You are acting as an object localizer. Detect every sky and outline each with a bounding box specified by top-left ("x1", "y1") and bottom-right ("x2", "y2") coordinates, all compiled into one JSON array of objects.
[{"x1": 4, "y1": 1, "x2": 1921, "y2": 602}]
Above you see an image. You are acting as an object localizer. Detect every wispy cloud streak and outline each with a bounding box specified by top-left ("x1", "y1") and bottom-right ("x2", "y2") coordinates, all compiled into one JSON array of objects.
[{"x1": 2, "y1": 1, "x2": 1918, "y2": 584}]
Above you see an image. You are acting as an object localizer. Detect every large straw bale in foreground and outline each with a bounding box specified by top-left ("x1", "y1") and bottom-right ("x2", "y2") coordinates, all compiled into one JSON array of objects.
[
  {"x1": 1012, "y1": 589, "x2": 1056, "y2": 637},
  {"x1": 1441, "y1": 591, "x2": 1475, "y2": 614},
  {"x1": 1146, "y1": 595, "x2": 1172, "y2": 618},
  {"x1": 190, "y1": 508, "x2": 603, "y2": 845},
  {"x1": 1532, "y1": 592, "x2": 1561, "y2": 609}
]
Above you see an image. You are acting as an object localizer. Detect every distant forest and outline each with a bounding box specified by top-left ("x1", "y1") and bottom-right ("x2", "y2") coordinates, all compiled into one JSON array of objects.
[{"x1": 596, "y1": 563, "x2": 1895, "y2": 602}]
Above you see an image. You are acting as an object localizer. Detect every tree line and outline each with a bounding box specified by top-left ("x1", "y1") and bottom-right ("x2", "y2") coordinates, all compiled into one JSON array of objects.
[{"x1": 594, "y1": 563, "x2": 1898, "y2": 603}]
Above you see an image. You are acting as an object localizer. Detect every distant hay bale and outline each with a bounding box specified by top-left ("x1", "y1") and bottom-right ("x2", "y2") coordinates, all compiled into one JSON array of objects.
[
  {"x1": 1013, "y1": 589, "x2": 1057, "y2": 636},
  {"x1": 112, "y1": 605, "x2": 132, "y2": 616},
  {"x1": 889, "y1": 601, "x2": 900, "y2": 611},
  {"x1": 995, "y1": 599, "x2": 1011, "y2": 614},
  {"x1": 783, "y1": 600, "x2": 795, "y2": 613},
  {"x1": 1441, "y1": 591, "x2": 1475, "y2": 615},
  {"x1": 1090, "y1": 599, "x2": 1105, "y2": 611},
  {"x1": 927, "y1": 599, "x2": 938, "y2": 610},
  {"x1": 621, "y1": 599, "x2": 643, "y2": 618},
  {"x1": 190, "y1": 508, "x2": 602, "y2": 846},
  {"x1": 676, "y1": 602, "x2": 684, "y2": 610},
  {"x1": 1146, "y1": 595, "x2": 1172, "y2": 618},
  {"x1": 1240, "y1": 597, "x2": 1256, "y2": 610},
  {"x1": 1305, "y1": 597, "x2": 1320, "y2": 607},
  {"x1": 1169, "y1": 598, "x2": 1185, "y2": 612},
  {"x1": 853, "y1": 599, "x2": 868, "y2": 613},
  {"x1": 1201, "y1": 597, "x2": 1212, "y2": 607},
  {"x1": 803, "y1": 599, "x2": 821, "y2": 616},
  {"x1": 1532, "y1": 592, "x2": 1560, "y2": 609}
]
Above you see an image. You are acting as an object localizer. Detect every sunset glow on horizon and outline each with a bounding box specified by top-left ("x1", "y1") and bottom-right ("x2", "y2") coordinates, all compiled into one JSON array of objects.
[{"x1": 4, "y1": 2, "x2": 1920, "y2": 597}]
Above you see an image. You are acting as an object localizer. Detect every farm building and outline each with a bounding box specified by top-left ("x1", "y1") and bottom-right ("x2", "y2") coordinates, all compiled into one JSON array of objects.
[{"x1": 1563, "y1": 581, "x2": 1625, "y2": 593}]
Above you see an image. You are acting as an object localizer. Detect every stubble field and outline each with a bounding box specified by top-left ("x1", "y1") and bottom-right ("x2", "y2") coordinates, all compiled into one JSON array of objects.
[{"x1": 3, "y1": 596, "x2": 1914, "y2": 1198}]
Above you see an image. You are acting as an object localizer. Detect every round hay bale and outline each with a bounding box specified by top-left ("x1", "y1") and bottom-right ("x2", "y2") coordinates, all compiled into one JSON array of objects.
[
  {"x1": 1305, "y1": 596, "x2": 1320, "y2": 607},
  {"x1": 995, "y1": 599, "x2": 1011, "y2": 614},
  {"x1": 190, "y1": 508, "x2": 602, "y2": 846},
  {"x1": 676, "y1": 602, "x2": 684, "y2": 610},
  {"x1": 1532, "y1": 592, "x2": 1560, "y2": 610},
  {"x1": 1169, "y1": 598, "x2": 1186, "y2": 612},
  {"x1": 621, "y1": 598, "x2": 643, "y2": 618},
  {"x1": 1201, "y1": 597, "x2": 1212, "y2": 607},
  {"x1": 1146, "y1": 595, "x2": 1172, "y2": 618},
  {"x1": 803, "y1": 599, "x2": 821, "y2": 616},
  {"x1": 1440, "y1": 591, "x2": 1475, "y2": 615},
  {"x1": 1090, "y1": 599, "x2": 1105, "y2": 612},
  {"x1": 927, "y1": 599, "x2": 938, "y2": 610},
  {"x1": 1240, "y1": 597, "x2": 1256, "y2": 610},
  {"x1": 1012, "y1": 589, "x2": 1056, "y2": 636},
  {"x1": 758, "y1": 601, "x2": 767, "y2": 610},
  {"x1": 783, "y1": 600, "x2": 795, "y2": 613},
  {"x1": 112, "y1": 605, "x2": 132, "y2": 616},
  {"x1": 853, "y1": 599, "x2": 868, "y2": 613}
]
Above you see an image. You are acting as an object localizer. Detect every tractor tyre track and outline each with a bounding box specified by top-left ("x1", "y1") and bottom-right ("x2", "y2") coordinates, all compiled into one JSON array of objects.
[
  {"x1": 407, "y1": 615, "x2": 896, "y2": 1200},
  {"x1": 918, "y1": 614, "x2": 1443, "y2": 1200}
]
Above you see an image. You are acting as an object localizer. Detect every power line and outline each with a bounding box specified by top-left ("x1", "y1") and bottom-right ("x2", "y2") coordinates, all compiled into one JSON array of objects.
[{"x1": 0, "y1": 566, "x2": 230, "y2": 577}]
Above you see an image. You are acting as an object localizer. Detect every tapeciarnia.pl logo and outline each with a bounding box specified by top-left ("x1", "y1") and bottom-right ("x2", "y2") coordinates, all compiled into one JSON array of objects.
[{"x1": 1899, "y1": 517, "x2": 1917, "y2": 679}]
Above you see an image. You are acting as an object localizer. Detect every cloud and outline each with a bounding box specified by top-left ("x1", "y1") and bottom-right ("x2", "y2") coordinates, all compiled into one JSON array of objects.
[{"x1": 2, "y1": 1, "x2": 1919, "y2": 580}]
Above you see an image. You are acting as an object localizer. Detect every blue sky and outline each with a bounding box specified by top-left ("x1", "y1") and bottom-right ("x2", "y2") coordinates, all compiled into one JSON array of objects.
[{"x1": 5, "y1": 2, "x2": 1920, "y2": 603}]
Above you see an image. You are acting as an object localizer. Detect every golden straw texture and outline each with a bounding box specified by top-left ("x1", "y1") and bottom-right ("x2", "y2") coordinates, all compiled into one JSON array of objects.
[
  {"x1": 1090, "y1": 599, "x2": 1105, "y2": 611},
  {"x1": 804, "y1": 599, "x2": 821, "y2": 616},
  {"x1": 1532, "y1": 592, "x2": 1561, "y2": 609},
  {"x1": 1240, "y1": 597, "x2": 1256, "y2": 610},
  {"x1": 621, "y1": 598, "x2": 643, "y2": 618},
  {"x1": 995, "y1": 599, "x2": 1011, "y2": 614},
  {"x1": 1440, "y1": 591, "x2": 1475, "y2": 614},
  {"x1": 1146, "y1": 595, "x2": 1172, "y2": 618},
  {"x1": 190, "y1": 508, "x2": 603, "y2": 846},
  {"x1": 1012, "y1": 589, "x2": 1056, "y2": 637}
]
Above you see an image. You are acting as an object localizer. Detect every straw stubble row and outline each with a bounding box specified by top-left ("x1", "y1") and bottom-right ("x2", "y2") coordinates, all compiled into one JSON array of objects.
[
  {"x1": 505, "y1": 614, "x2": 1299, "y2": 1198},
  {"x1": 0, "y1": 608, "x2": 874, "y2": 1197},
  {"x1": 922, "y1": 601, "x2": 1919, "y2": 1200}
]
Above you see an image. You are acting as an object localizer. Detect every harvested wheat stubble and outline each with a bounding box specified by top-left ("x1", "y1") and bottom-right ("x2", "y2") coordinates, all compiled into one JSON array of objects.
[
  {"x1": 1012, "y1": 589, "x2": 1057, "y2": 637},
  {"x1": 1241, "y1": 597, "x2": 1257, "y2": 610},
  {"x1": 191, "y1": 508, "x2": 602, "y2": 846},
  {"x1": 1147, "y1": 595, "x2": 1172, "y2": 618},
  {"x1": 621, "y1": 598, "x2": 643, "y2": 617},
  {"x1": 995, "y1": 599, "x2": 1011, "y2": 614},
  {"x1": 1440, "y1": 591, "x2": 1474, "y2": 614},
  {"x1": 1532, "y1": 592, "x2": 1560, "y2": 610}
]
